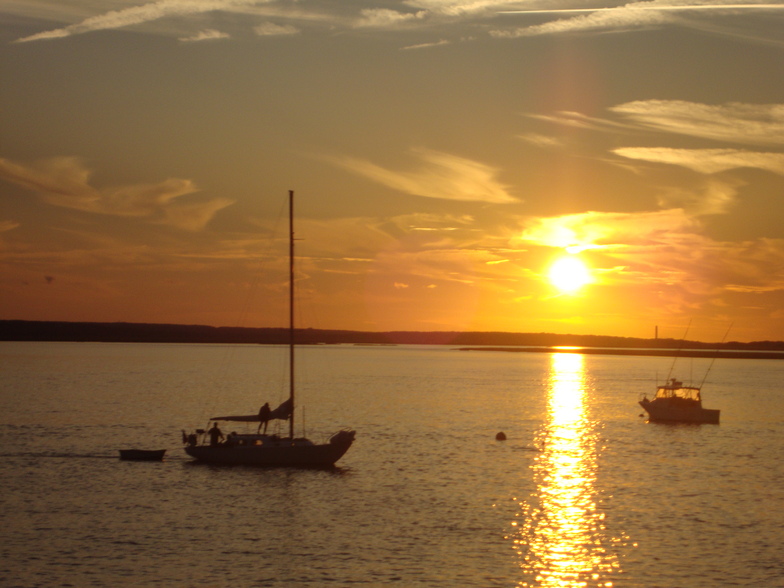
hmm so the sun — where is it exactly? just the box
[548,255,592,294]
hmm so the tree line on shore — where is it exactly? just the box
[2,319,783,351]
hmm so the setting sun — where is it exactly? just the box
[548,256,592,294]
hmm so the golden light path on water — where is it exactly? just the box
[512,352,621,587]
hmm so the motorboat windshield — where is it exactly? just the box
[655,378,701,402]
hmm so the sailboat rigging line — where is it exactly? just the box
[665,318,692,384]
[198,197,289,422]
[289,189,296,440]
[182,189,355,467]
[698,322,734,390]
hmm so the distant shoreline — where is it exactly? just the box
[2,319,784,356]
[457,346,784,360]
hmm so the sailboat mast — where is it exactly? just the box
[289,189,295,440]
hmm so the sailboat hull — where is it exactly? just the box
[184,432,354,468]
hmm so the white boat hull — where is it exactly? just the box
[639,398,720,424]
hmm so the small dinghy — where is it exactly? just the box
[119,449,166,461]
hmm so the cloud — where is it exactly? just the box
[517,133,565,148]
[15,0,265,43]
[354,8,427,28]
[656,179,742,215]
[402,39,451,50]
[160,197,235,231]
[515,208,784,297]
[514,209,729,301]
[327,147,517,203]
[517,208,701,252]
[492,5,673,37]
[179,28,230,42]
[296,212,488,273]
[254,22,300,36]
[407,0,525,18]
[492,2,784,38]
[613,147,784,174]
[11,0,784,44]
[0,219,20,233]
[0,156,233,230]
[609,100,784,146]
[532,102,784,167]
[526,111,637,133]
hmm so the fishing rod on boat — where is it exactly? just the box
[665,318,692,384]
[698,322,734,390]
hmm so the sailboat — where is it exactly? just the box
[182,190,355,467]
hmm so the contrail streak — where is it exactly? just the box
[500,3,784,14]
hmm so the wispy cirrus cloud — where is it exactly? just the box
[354,8,427,28]
[516,208,784,295]
[493,2,784,38]
[517,132,565,148]
[293,212,481,267]
[14,0,267,43]
[254,22,300,36]
[493,4,672,37]
[656,178,742,215]
[0,219,20,232]
[526,110,638,132]
[609,100,784,146]
[326,147,517,204]
[0,156,233,230]
[179,28,230,42]
[529,101,784,162]
[517,208,700,251]
[401,39,451,50]
[614,147,784,174]
[11,0,425,43]
[12,0,783,44]
[599,102,784,216]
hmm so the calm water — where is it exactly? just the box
[1,341,783,587]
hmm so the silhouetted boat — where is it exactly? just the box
[639,378,720,424]
[182,190,355,468]
[119,449,166,461]
[639,321,727,424]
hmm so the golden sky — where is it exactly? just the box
[1,1,783,342]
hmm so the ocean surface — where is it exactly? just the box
[1,341,783,587]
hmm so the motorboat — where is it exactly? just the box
[639,378,720,424]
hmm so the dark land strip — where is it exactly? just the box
[2,320,783,359]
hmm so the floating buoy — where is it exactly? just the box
[495,432,507,441]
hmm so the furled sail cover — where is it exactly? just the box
[212,398,293,422]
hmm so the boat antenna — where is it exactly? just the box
[289,189,295,440]
[698,322,733,390]
[665,318,691,383]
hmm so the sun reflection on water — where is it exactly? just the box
[512,353,620,587]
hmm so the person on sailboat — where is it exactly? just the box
[208,422,224,446]
[258,402,271,434]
